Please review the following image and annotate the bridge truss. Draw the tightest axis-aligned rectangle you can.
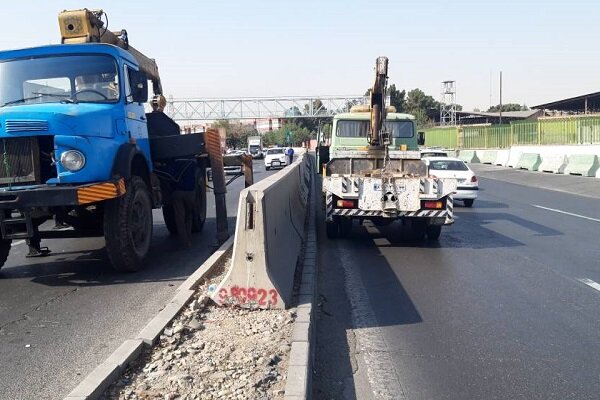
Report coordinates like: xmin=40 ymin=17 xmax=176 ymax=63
xmin=161 ymin=95 xmax=371 ymax=121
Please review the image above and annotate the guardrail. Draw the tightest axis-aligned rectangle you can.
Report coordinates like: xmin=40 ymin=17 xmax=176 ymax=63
xmin=425 ymin=116 xmax=600 ymax=149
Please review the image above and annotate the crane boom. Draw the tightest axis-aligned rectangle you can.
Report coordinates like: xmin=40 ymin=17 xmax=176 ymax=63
xmin=368 ymin=56 xmax=389 ymax=147
xmin=58 ymin=8 xmax=162 ymax=94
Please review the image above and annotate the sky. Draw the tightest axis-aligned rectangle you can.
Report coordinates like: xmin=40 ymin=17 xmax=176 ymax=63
xmin=1 ymin=0 xmax=599 ymax=111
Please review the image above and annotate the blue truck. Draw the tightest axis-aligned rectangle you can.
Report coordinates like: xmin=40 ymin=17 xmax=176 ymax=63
xmin=0 ymin=9 xmax=209 ymax=272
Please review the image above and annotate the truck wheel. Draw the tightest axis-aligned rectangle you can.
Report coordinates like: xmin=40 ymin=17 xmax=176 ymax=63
xmin=463 ymin=199 xmax=474 ymax=207
xmin=411 ymin=219 xmax=427 ymax=240
xmin=162 ymin=204 xmax=177 ymax=235
xmin=192 ymin=172 xmax=207 ymax=233
xmin=0 ymin=239 xmax=11 ymax=269
xmin=326 ymin=220 xmax=339 ymax=239
xmin=339 ymin=217 xmax=352 ymax=237
xmin=426 ymin=225 xmax=442 ymax=240
xmin=104 ymin=176 xmax=153 ymax=272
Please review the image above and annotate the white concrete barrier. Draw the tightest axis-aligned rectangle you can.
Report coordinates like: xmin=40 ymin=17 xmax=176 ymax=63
xmin=538 ymin=154 xmax=568 ymax=174
xmin=477 ymin=150 xmax=498 ymax=164
xmin=494 ymin=150 xmax=510 ymax=166
xmin=506 ymin=149 xmax=523 ymax=168
xmin=212 ymin=154 xmax=312 ymax=309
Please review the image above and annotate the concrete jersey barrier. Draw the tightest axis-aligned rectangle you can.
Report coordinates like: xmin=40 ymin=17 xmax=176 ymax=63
xmin=477 ymin=150 xmax=498 ymax=164
xmin=538 ymin=154 xmax=568 ymax=174
xmin=516 ymin=153 xmax=542 ymax=171
xmin=458 ymin=150 xmax=480 ymax=163
xmin=494 ymin=149 xmax=510 ymax=166
xmin=564 ymin=154 xmax=600 ymax=177
xmin=212 ymin=154 xmax=312 ymax=309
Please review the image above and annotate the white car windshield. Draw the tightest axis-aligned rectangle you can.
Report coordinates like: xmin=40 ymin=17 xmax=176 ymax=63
xmin=429 ymin=160 xmax=469 ymax=171
xmin=268 ymin=149 xmax=284 ymax=154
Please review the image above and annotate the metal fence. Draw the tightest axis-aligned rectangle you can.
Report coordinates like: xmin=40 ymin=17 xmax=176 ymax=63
xmin=424 ymin=116 xmax=600 ymax=149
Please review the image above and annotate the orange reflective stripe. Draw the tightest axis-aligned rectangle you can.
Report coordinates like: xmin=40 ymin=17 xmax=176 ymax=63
xmin=77 ymin=179 xmax=126 ymax=205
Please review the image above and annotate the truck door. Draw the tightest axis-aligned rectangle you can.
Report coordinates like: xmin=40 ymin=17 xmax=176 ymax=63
xmin=123 ymin=64 xmax=151 ymax=159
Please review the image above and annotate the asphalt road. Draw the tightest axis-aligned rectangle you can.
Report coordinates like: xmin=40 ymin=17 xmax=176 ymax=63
xmin=314 ymin=168 xmax=600 ymax=399
xmin=0 ymin=160 xmax=276 ymax=400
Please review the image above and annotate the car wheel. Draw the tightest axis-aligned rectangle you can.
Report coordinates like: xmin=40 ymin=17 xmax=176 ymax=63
xmin=463 ymin=199 xmax=474 ymax=207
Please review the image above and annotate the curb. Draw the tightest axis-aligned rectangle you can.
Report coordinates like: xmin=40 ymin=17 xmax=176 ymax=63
xmin=284 ymin=161 xmax=317 ymax=400
xmin=64 ymin=236 xmax=235 ymax=400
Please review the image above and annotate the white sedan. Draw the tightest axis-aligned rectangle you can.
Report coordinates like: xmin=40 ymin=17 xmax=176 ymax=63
xmin=264 ymin=148 xmax=287 ymax=170
xmin=426 ymin=157 xmax=478 ymax=207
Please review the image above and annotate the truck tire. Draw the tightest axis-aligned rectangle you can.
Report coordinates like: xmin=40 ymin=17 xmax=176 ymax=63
xmin=0 ymin=239 xmax=11 ymax=269
xmin=411 ymin=219 xmax=427 ymax=240
xmin=339 ymin=217 xmax=352 ymax=237
xmin=162 ymin=205 xmax=177 ymax=235
xmin=104 ymin=176 xmax=153 ymax=272
xmin=192 ymin=172 xmax=207 ymax=233
xmin=463 ymin=199 xmax=474 ymax=207
xmin=426 ymin=225 xmax=442 ymax=240
xmin=326 ymin=220 xmax=339 ymax=239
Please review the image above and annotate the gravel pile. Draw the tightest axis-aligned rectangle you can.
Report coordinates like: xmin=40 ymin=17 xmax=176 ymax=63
xmin=104 ymin=258 xmax=296 ymax=400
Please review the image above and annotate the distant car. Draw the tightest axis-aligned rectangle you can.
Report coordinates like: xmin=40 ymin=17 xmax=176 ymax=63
xmin=264 ymin=147 xmax=287 ymax=170
xmin=421 ymin=148 xmax=449 ymax=158
xmin=426 ymin=157 xmax=478 ymax=207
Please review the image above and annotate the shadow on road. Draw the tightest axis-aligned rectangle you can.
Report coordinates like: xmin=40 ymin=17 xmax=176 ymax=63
xmin=0 ymin=216 xmax=236 ymax=287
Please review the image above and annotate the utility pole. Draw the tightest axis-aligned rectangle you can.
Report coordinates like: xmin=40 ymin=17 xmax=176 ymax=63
xmin=499 ymin=71 xmax=503 ymax=125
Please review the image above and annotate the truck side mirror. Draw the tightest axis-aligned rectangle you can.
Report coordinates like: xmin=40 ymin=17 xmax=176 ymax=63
xmin=417 ymin=131 xmax=425 ymax=146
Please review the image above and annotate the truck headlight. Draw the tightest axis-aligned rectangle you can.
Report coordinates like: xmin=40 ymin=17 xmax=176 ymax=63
xmin=61 ymin=150 xmax=86 ymax=172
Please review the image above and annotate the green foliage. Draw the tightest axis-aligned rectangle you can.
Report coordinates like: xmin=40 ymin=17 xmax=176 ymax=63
xmin=263 ymin=121 xmax=312 ymax=147
xmin=212 ymin=120 xmax=258 ymax=149
xmin=487 ymin=103 xmax=529 ymax=112
xmin=388 ymin=84 xmax=406 ymax=113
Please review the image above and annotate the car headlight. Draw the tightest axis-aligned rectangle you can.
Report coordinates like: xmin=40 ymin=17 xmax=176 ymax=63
xmin=60 ymin=150 xmax=86 ymax=172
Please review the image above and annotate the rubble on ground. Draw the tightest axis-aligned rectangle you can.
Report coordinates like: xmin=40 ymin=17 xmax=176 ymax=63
xmin=103 ymin=256 xmax=295 ymax=400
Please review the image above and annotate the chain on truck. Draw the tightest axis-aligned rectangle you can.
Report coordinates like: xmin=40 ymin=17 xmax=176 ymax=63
xmin=0 ymin=9 xmax=223 ymax=272
xmin=317 ymin=57 xmax=458 ymax=240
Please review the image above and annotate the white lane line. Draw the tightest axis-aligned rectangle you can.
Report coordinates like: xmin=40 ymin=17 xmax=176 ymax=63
xmin=531 ymin=204 xmax=600 ymax=223
xmin=579 ymin=278 xmax=600 ymax=293
xmin=11 ymin=240 xmax=25 ymax=247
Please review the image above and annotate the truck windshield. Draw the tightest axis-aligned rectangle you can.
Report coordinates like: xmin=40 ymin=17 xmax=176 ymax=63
xmin=0 ymin=54 xmax=120 ymax=107
xmin=336 ymin=120 xmax=414 ymax=138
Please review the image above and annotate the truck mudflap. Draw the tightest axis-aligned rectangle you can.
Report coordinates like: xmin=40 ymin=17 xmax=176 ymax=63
xmin=0 ymin=178 xmax=126 ymax=209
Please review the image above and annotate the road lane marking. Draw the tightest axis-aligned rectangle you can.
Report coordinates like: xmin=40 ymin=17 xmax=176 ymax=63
xmin=11 ymin=240 xmax=25 ymax=247
xmin=579 ymin=278 xmax=600 ymax=293
xmin=531 ymin=204 xmax=600 ymax=223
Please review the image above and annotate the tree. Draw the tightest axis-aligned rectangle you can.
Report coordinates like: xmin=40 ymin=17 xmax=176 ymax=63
xmin=388 ymin=84 xmax=406 ymax=113
xmin=487 ymin=103 xmax=529 ymax=112
xmin=404 ymin=88 xmax=440 ymax=127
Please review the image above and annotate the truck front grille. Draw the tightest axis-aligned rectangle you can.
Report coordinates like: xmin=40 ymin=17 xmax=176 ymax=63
xmin=0 ymin=138 xmax=40 ymax=186
xmin=5 ymin=120 xmax=49 ymax=133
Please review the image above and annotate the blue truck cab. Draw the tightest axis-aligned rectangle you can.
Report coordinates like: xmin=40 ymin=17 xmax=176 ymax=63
xmin=0 ymin=43 xmax=208 ymax=272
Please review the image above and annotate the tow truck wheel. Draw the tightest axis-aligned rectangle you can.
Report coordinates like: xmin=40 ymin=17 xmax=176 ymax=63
xmin=339 ymin=217 xmax=352 ymax=237
xmin=411 ymin=219 xmax=427 ymax=240
xmin=0 ymin=238 xmax=11 ymax=269
xmin=192 ymin=171 xmax=207 ymax=233
xmin=463 ymin=199 xmax=474 ymax=207
xmin=326 ymin=219 xmax=339 ymax=239
xmin=104 ymin=176 xmax=153 ymax=272
xmin=426 ymin=225 xmax=442 ymax=240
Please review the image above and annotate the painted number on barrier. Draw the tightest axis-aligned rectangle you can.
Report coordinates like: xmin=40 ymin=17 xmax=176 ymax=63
xmin=218 ymin=286 xmax=278 ymax=306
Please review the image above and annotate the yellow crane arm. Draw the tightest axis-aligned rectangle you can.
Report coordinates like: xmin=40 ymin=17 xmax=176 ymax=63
xmin=369 ymin=56 xmax=389 ymax=146
xmin=58 ymin=8 xmax=162 ymax=95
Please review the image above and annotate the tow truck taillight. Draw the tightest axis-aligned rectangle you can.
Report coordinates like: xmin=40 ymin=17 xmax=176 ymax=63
xmin=471 ymin=175 xmax=478 ymax=182
xmin=423 ymin=201 xmax=443 ymax=209
xmin=336 ymin=200 xmax=356 ymax=208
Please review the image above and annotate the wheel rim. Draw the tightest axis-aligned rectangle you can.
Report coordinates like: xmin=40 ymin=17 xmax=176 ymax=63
xmin=130 ymin=191 xmax=152 ymax=255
